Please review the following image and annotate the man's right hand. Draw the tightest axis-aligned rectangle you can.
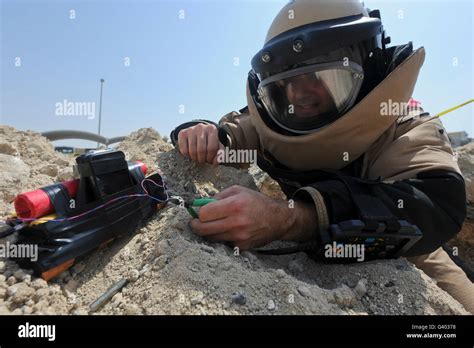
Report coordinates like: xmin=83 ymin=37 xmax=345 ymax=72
xmin=177 ymin=123 xmax=224 ymax=165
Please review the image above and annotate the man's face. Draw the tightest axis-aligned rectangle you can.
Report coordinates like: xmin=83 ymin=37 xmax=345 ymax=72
xmin=279 ymin=73 xmax=337 ymax=118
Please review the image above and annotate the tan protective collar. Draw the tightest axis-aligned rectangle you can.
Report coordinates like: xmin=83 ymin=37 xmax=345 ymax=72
xmin=247 ymin=47 xmax=426 ymax=170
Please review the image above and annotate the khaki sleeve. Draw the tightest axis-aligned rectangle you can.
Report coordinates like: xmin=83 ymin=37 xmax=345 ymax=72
xmin=218 ymin=110 xmax=260 ymax=151
xmin=367 ymin=117 xmax=461 ymax=181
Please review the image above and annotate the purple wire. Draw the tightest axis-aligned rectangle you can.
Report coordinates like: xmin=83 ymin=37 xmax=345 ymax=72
xmin=11 ymin=176 xmax=169 ymax=224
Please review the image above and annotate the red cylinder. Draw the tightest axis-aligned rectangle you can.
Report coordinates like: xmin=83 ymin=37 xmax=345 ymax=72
xmin=14 ymin=161 xmax=147 ymax=219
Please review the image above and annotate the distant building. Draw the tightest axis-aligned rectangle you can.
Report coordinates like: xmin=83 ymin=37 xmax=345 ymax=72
xmin=54 ymin=146 xmax=74 ymax=154
xmin=448 ymin=131 xmax=471 ymax=148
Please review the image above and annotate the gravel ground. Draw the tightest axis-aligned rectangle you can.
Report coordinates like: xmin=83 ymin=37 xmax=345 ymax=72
xmin=0 ymin=125 xmax=469 ymax=315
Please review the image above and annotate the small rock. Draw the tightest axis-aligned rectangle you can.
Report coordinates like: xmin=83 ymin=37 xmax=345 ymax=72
xmin=384 ymin=280 xmax=395 ymax=288
xmin=231 ymin=292 xmax=246 ymax=305
xmin=31 ymin=278 xmax=48 ymax=290
xmin=200 ymin=244 xmax=214 ymax=254
xmin=191 ymin=293 xmax=204 ymax=306
xmin=127 ymin=269 xmax=140 ymax=282
xmin=207 ymin=259 xmax=218 ymax=268
xmin=267 ymin=299 xmax=276 ymax=310
xmin=34 ymin=288 xmax=49 ymax=301
xmin=38 ymin=164 xmax=58 ymax=177
xmin=0 ymin=288 xmax=6 ymax=299
xmin=354 ymin=279 xmax=368 ymax=298
xmin=157 ymin=255 xmax=170 ymax=268
xmin=332 ymin=285 xmax=357 ymax=308
xmin=0 ymin=261 xmax=5 ymax=273
xmin=241 ymin=251 xmax=257 ymax=263
xmin=72 ymin=308 xmax=88 ymax=315
xmin=275 ymin=269 xmax=286 ymax=278
xmin=111 ymin=293 xmax=123 ymax=305
xmin=123 ymin=304 xmax=141 ymax=315
xmin=9 ymin=283 xmax=35 ymax=304
xmin=22 ymin=306 xmax=33 ymax=314
xmin=297 ymin=286 xmax=311 ymax=298
xmin=140 ymin=237 xmax=150 ymax=247
xmin=6 ymin=276 xmax=16 ymax=286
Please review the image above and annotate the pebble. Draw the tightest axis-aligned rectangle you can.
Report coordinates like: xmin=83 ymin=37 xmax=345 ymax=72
xmin=22 ymin=306 xmax=33 ymax=314
xmin=354 ymin=279 xmax=368 ymax=298
xmin=156 ymin=255 xmax=170 ymax=269
xmin=332 ymin=285 xmax=357 ymax=308
xmin=191 ymin=293 xmax=204 ymax=306
xmin=111 ymin=293 xmax=123 ymax=305
xmin=275 ymin=269 xmax=286 ymax=278
xmin=72 ymin=308 xmax=89 ymax=315
xmin=267 ymin=299 xmax=276 ymax=310
xmin=0 ymin=261 xmax=5 ymax=272
xmin=127 ymin=269 xmax=140 ymax=282
xmin=34 ymin=288 xmax=50 ymax=302
xmin=9 ymin=283 xmax=35 ymax=304
xmin=31 ymin=278 xmax=48 ymax=290
xmin=297 ymin=286 xmax=311 ymax=298
xmin=200 ymin=245 xmax=215 ymax=254
xmin=0 ymin=288 xmax=6 ymax=299
xmin=6 ymin=276 xmax=16 ymax=286
xmin=241 ymin=251 xmax=257 ymax=263
xmin=123 ymin=304 xmax=141 ymax=315
xmin=231 ymin=292 xmax=246 ymax=305
xmin=206 ymin=259 xmax=218 ymax=268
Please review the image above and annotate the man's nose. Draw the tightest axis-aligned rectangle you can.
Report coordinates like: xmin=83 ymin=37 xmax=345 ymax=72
xmin=289 ymin=81 xmax=316 ymax=101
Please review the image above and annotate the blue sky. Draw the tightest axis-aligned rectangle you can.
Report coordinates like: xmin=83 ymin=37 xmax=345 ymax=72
xmin=1 ymin=0 xmax=473 ymax=147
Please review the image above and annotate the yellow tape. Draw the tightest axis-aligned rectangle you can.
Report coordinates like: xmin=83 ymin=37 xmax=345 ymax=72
xmin=433 ymin=99 xmax=474 ymax=118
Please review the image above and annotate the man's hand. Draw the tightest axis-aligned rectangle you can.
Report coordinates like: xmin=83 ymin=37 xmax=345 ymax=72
xmin=190 ymin=185 xmax=318 ymax=250
xmin=177 ymin=123 xmax=224 ymax=165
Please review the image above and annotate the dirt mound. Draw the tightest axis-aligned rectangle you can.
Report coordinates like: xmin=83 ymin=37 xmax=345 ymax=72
xmin=0 ymin=126 xmax=469 ymax=315
xmin=447 ymin=144 xmax=474 ymax=273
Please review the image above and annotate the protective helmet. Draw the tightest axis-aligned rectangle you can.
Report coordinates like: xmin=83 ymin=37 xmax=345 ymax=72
xmin=248 ymin=0 xmax=390 ymax=134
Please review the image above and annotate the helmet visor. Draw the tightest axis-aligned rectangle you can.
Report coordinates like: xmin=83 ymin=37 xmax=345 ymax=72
xmin=257 ymin=62 xmax=364 ymax=133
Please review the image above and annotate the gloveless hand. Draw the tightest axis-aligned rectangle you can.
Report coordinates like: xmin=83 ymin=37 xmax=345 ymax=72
xmin=190 ymin=185 xmax=318 ymax=250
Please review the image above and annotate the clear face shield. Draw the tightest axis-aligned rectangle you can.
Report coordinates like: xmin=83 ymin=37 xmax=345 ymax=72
xmin=256 ymin=61 xmax=365 ymax=134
